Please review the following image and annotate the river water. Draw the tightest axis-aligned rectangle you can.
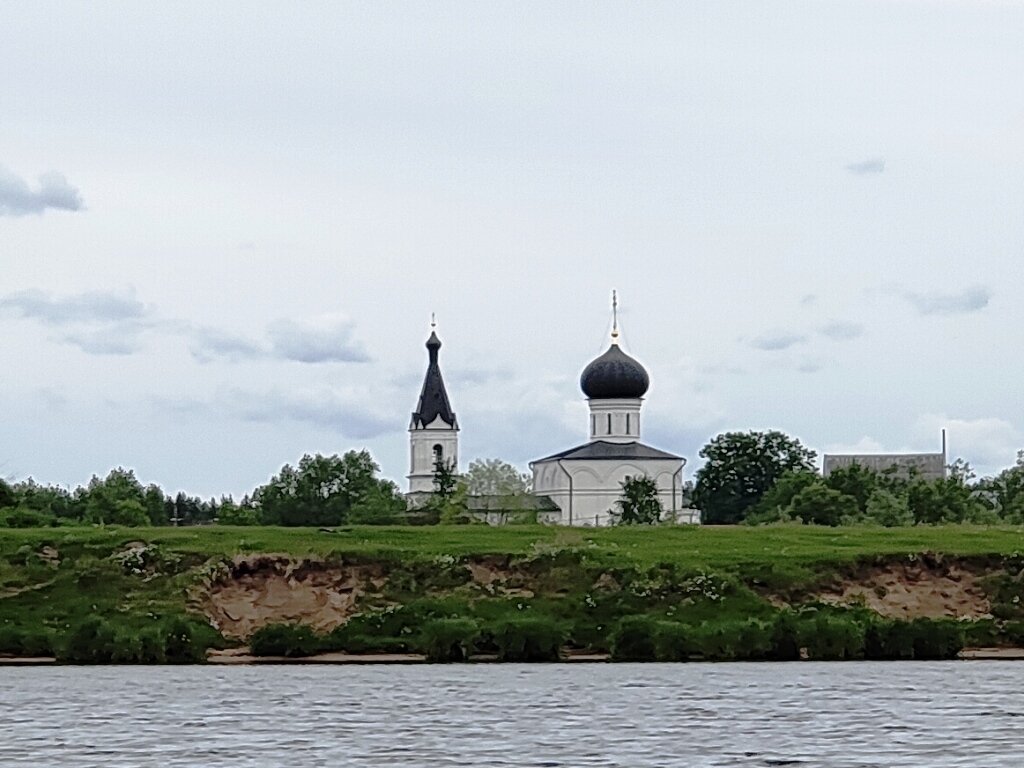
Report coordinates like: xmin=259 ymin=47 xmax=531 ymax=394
xmin=2 ymin=661 xmax=1022 ymax=767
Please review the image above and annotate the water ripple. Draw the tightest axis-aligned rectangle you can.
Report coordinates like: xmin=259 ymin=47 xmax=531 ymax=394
xmin=2 ymin=662 xmax=1023 ymax=766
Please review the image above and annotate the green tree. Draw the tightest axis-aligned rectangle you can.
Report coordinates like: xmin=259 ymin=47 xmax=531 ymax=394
xmin=255 ymin=451 xmax=400 ymax=526
xmin=787 ymin=483 xmax=858 ymax=526
xmin=693 ymin=430 xmax=817 ymax=524
xmin=0 ymin=478 xmax=14 ymax=510
xmin=464 ymin=459 xmax=532 ymax=495
xmin=79 ymin=468 xmax=150 ymax=526
xmin=613 ymin=475 xmax=663 ymax=525
xmin=864 ymin=488 xmax=914 ymax=527
xmin=748 ymin=469 xmax=819 ymax=521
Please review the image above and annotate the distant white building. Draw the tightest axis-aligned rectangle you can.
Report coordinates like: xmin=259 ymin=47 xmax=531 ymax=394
xmin=407 ymin=325 xmax=459 ymax=498
xmin=529 ymin=297 xmax=695 ymax=526
xmin=404 ymin=300 xmax=696 ymax=525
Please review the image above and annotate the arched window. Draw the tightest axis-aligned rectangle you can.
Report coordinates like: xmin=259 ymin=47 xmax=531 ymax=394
xmin=626 ymin=414 xmax=631 ymax=434
xmin=433 ymin=444 xmax=443 ymax=464
xmin=607 ymin=414 xmax=612 ymax=434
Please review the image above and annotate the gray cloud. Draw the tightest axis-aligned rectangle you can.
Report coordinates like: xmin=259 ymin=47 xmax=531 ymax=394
xmin=906 ymin=285 xmax=991 ymax=316
xmin=749 ymin=332 xmax=807 ymax=351
xmin=62 ymin=327 xmax=143 ymax=355
xmin=188 ymin=327 xmax=265 ymax=363
xmin=0 ymin=166 xmax=84 ymax=216
xmin=819 ymin=321 xmax=864 ymax=341
xmin=846 ymin=158 xmax=885 ymax=175
xmin=0 ymin=289 xmax=147 ymax=325
xmin=267 ymin=316 xmax=370 ymax=363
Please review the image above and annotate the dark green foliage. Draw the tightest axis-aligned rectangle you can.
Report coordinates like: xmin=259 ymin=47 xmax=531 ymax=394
xmin=0 ymin=625 xmax=55 ymax=657
xmin=610 ymin=615 xmax=660 ymax=661
xmin=255 ymin=451 xmax=405 ymax=527
xmin=909 ymin=618 xmax=963 ymax=660
xmin=0 ymin=508 xmax=57 ymax=528
xmin=769 ymin=611 xmax=801 ymax=660
xmin=59 ymin=615 xmax=209 ymax=664
xmin=249 ymin=623 xmax=321 ymax=658
xmin=788 ymin=485 xmax=859 ymax=527
xmin=489 ymin=616 xmax=565 ymax=661
xmin=694 ymin=430 xmax=817 ymax=525
xmin=61 ymin=617 xmax=119 ymax=663
xmin=653 ymin=622 xmax=698 ymax=661
xmin=800 ymin=613 xmax=865 ymax=660
xmin=614 ymin=475 xmax=663 ymax=525
xmin=748 ymin=470 xmax=820 ymax=523
xmin=421 ymin=618 xmax=479 ymax=662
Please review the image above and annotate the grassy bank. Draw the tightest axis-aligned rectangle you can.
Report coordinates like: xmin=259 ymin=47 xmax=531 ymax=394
xmin=2 ymin=524 xmax=1024 ymax=663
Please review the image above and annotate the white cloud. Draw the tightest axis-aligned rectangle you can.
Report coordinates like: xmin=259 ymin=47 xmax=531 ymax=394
xmin=0 ymin=166 xmax=83 ymax=216
xmin=905 ymin=286 xmax=991 ymax=316
xmin=819 ymin=321 xmax=863 ymax=341
xmin=915 ymin=414 xmax=1021 ymax=470
xmin=0 ymin=289 xmax=146 ymax=325
xmin=267 ymin=314 xmax=370 ymax=363
xmin=749 ymin=332 xmax=807 ymax=351
xmin=846 ymin=158 xmax=885 ymax=175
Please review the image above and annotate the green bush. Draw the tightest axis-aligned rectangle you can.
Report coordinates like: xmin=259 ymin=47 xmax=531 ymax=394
xmin=610 ymin=615 xmax=660 ymax=661
xmin=163 ymin=617 xmax=207 ymax=662
xmin=769 ymin=612 xmax=801 ymax=661
xmin=249 ymin=623 xmax=320 ymax=658
xmin=694 ymin=619 xmax=773 ymax=661
xmin=421 ymin=618 xmax=479 ymax=662
xmin=865 ymin=619 xmax=914 ymax=660
xmin=800 ymin=614 xmax=865 ymax=660
xmin=490 ymin=616 xmax=565 ymax=662
xmin=60 ymin=617 xmax=119 ymax=663
xmin=910 ymin=618 xmax=962 ymax=660
xmin=0 ymin=625 xmax=55 ymax=657
xmin=654 ymin=621 xmax=698 ymax=661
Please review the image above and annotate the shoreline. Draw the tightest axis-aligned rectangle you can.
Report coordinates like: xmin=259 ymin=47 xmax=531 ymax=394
xmin=6 ymin=647 xmax=1024 ymax=666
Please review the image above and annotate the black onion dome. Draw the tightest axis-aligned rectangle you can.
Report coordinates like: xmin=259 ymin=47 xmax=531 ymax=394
xmin=580 ymin=343 xmax=649 ymax=399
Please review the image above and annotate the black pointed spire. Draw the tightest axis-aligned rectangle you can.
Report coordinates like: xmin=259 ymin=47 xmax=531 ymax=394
xmin=411 ymin=324 xmax=457 ymax=429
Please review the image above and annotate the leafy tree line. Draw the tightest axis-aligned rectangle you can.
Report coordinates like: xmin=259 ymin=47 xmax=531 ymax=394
xmin=0 ymin=453 xmax=535 ymax=528
xmin=693 ymin=430 xmax=1024 ymax=526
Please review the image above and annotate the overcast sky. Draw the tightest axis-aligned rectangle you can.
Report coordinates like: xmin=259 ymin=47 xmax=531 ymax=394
xmin=2 ymin=1 xmax=1023 ymax=497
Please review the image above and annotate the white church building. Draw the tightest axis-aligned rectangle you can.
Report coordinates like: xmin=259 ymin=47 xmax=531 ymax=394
xmin=406 ymin=301 xmax=696 ymax=525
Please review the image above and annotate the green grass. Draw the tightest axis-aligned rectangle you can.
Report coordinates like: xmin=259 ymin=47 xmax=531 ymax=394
xmin=4 ymin=522 xmax=1023 ymax=566
xmin=3 ymin=523 xmax=1024 ymax=661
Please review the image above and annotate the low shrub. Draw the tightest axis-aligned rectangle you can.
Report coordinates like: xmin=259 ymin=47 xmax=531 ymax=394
xmin=421 ymin=618 xmax=479 ymax=662
xmin=654 ymin=621 xmax=698 ymax=661
xmin=768 ymin=612 xmax=801 ymax=661
xmin=490 ymin=616 xmax=565 ymax=662
xmin=609 ymin=615 xmax=660 ymax=661
xmin=0 ymin=625 xmax=55 ymax=657
xmin=60 ymin=616 xmax=119 ymax=663
xmin=163 ymin=617 xmax=208 ymax=663
xmin=910 ymin=618 xmax=962 ymax=660
xmin=249 ymin=623 xmax=320 ymax=658
xmin=800 ymin=613 xmax=865 ymax=660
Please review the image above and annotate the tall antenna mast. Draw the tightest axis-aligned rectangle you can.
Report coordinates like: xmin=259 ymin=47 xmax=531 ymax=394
xmin=611 ymin=289 xmax=620 ymax=344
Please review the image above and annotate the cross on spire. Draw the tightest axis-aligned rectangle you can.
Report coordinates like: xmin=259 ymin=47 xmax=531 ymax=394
xmin=611 ymin=289 xmax=620 ymax=344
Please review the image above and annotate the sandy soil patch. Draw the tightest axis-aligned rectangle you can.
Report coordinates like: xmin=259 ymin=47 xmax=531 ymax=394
xmin=814 ymin=559 xmax=992 ymax=620
xmin=197 ymin=555 xmax=385 ymax=639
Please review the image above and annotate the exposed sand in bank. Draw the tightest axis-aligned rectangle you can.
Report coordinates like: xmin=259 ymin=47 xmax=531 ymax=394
xmin=196 ymin=555 xmax=386 ymax=639
xmin=812 ymin=558 xmax=992 ymax=620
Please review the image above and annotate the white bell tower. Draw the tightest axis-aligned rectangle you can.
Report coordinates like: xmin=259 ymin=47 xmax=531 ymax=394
xmin=408 ymin=317 xmax=459 ymax=495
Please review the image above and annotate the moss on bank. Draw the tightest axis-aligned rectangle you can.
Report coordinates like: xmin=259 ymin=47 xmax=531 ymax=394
xmin=2 ymin=524 xmax=1024 ymax=663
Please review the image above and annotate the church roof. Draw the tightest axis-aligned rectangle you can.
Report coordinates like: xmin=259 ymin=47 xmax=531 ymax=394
xmin=580 ymin=343 xmax=650 ymax=399
xmin=411 ymin=330 xmax=458 ymax=429
xmin=533 ymin=440 xmax=681 ymax=463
